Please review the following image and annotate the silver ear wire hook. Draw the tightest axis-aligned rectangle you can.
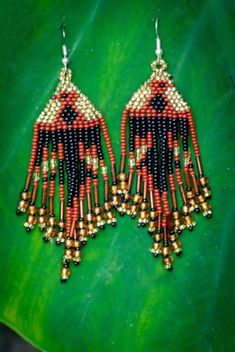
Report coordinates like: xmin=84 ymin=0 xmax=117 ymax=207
xmin=155 ymin=18 xmax=163 ymax=61
xmin=60 ymin=18 xmax=69 ymax=69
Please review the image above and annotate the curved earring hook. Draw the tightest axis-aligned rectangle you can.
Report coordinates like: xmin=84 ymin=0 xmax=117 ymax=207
xmin=60 ymin=17 xmax=69 ymax=69
xmin=155 ymin=18 xmax=163 ymax=62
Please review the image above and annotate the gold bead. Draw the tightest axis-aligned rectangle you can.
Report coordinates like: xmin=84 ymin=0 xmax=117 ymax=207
xmin=182 ymin=205 xmax=189 ymax=215
xmin=117 ymin=202 xmax=128 ymax=213
xmin=119 ymin=173 xmax=127 ymax=182
xmin=61 ymin=267 xmax=71 ymax=281
xmin=150 ymin=242 xmax=162 ymax=255
xmin=56 ymin=231 xmax=65 ymax=244
xmin=38 ymin=216 xmax=46 ymax=229
xmin=96 ymin=215 xmax=106 ymax=228
xmin=104 ymin=201 xmax=111 ymax=212
xmin=154 ymin=233 xmax=162 ymax=242
xmin=29 ymin=205 xmax=37 ymax=215
xmin=127 ymin=204 xmax=138 ymax=217
xmin=133 ymin=194 xmax=142 ymax=204
xmin=86 ymin=212 xmax=94 ymax=222
xmin=73 ymin=240 xmax=80 ymax=249
xmin=78 ymin=220 xmax=85 ymax=229
xmin=58 ymin=221 xmax=65 ymax=229
xmin=148 ymin=221 xmax=156 ymax=233
xmin=45 ymin=226 xmax=56 ymax=238
xmin=101 ymin=166 xmax=108 ymax=175
xmin=162 ymin=246 xmax=171 ymax=257
xmin=172 ymin=210 xmax=180 ymax=220
xmin=124 ymin=192 xmax=130 ymax=201
xmin=79 ymin=234 xmax=87 ymax=244
xmin=79 ymin=228 xmax=86 ymax=237
xmin=105 ymin=210 xmax=116 ymax=225
xmin=111 ymin=185 xmax=118 ymax=195
xmin=27 ymin=214 xmax=37 ymax=225
xmin=173 ymin=217 xmax=185 ymax=231
xmin=65 ymin=239 xmax=73 ymax=248
xmin=186 ymin=189 xmax=195 ymax=199
xmin=169 ymin=232 xmax=178 ymax=242
xmin=188 ymin=197 xmax=197 ymax=212
xmin=196 ymin=194 xmax=205 ymax=204
xmin=21 ymin=191 xmax=31 ymax=200
xmin=171 ymin=240 xmax=182 ymax=255
xmin=48 ymin=216 xmax=56 ymax=227
xmin=140 ymin=202 xmax=148 ymax=210
xmin=184 ymin=214 xmax=196 ymax=229
xmin=87 ymin=222 xmax=98 ymax=235
xmin=119 ymin=181 xmax=127 ymax=193
xmin=138 ymin=210 xmax=149 ymax=224
xmin=73 ymin=250 xmax=81 ymax=264
xmin=202 ymin=186 xmax=211 ymax=198
xmin=18 ymin=200 xmax=28 ymax=212
xmin=199 ymin=176 xmax=208 ymax=187
xmin=94 ymin=206 xmax=101 ymax=215
xmin=39 ymin=207 xmax=47 ymax=216
xmin=112 ymin=195 xmax=119 ymax=207
xmin=64 ymin=249 xmax=73 ymax=259
xmin=199 ymin=201 xmax=212 ymax=217
xmin=162 ymin=256 xmax=173 ymax=270
xmin=150 ymin=210 xmax=156 ymax=218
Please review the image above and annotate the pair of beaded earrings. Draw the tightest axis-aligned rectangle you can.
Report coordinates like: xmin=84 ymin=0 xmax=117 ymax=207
xmin=16 ymin=20 xmax=212 ymax=282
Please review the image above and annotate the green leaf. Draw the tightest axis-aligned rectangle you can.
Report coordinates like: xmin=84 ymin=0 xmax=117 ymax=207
xmin=0 ymin=0 xmax=235 ymax=351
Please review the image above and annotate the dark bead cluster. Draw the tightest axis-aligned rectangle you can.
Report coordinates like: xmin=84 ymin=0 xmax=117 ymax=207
xmin=129 ymin=117 xmax=135 ymax=152
xmin=140 ymin=118 xmax=147 ymax=138
xmin=179 ymin=118 xmax=189 ymax=151
xmin=172 ymin=118 xmax=178 ymax=141
xmin=150 ymin=93 xmax=167 ymax=113
xmin=35 ymin=130 xmax=45 ymax=167
xmin=157 ymin=117 xmax=168 ymax=192
xmin=95 ymin=125 xmax=104 ymax=160
xmin=63 ymin=128 xmax=79 ymax=206
xmin=83 ymin=126 xmax=90 ymax=149
xmin=151 ymin=118 xmax=159 ymax=189
xmin=61 ymin=105 xmax=77 ymax=125
xmin=57 ymin=129 xmax=64 ymax=185
xmin=128 ymin=114 xmax=191 ymax=193
xmin=51 ymin=130 xmax=57 ymax=152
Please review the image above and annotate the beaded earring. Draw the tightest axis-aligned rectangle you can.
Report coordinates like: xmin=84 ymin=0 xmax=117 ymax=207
xmin=16 ymin=23 xmax=117 ymax=282
xmin=117 ymin=19 xmax=212 ymax=270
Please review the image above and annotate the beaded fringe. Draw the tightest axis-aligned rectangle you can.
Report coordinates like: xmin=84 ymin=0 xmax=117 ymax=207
xmin=17 ymin=68 xmax=117 ymax=282
xmin=117 ymin=59 xmax=212 ymax=270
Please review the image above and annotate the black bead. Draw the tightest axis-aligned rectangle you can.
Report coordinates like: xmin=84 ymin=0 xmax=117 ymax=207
xmin=64 ymin=259 xmax=70 ymax=266
xmin=176 ymin=251 xmax=183 ymax=257
xmin=61 ymin=105 xmax=77 ymax=124
xmin=167 ymin=266 xmax=173 ymax=271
